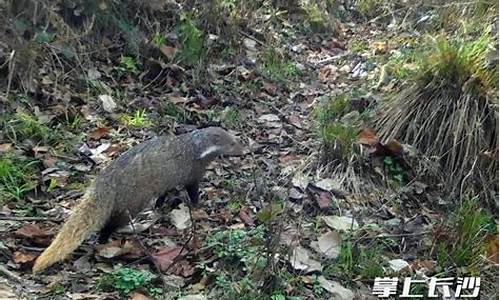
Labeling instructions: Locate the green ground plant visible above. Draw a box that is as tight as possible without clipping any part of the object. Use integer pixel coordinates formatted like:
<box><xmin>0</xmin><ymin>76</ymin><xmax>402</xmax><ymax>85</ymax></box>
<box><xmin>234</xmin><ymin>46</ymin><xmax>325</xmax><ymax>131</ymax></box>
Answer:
<box><xmin>221</xmin><ymin>107</ymin><xmax>244</xmax><ymax>128</ymax></box>
<box><xmin>302</xmin><ymin>2</ymin><xmax>328</xmax><ymax>32</ymax></box>
<box><xmin>436</xmin><ymin>198</ymin><xmax>495</xmax><ymax>273</ymax></box>
<box><xmin>356</xmin><ymin>0</ymin><xmax>384</xmax><ymax>18</ymax></box>
<box><xmin>0</xmin><ymin>153</ymin><xmax>39</xmax><ymax>203</ymax></box>
<box><xmin>261</xmin><ymin>48</ymin><xmax>300</xmax><ymax>82</ymax></box>
<box><xmin>324</xmin><ymin>238</ymin><xmax>385</xmax><ymax>281</ymax></box>
<box><xmin>97</xmin><ymin>267</ymin><xmax>159</xmax><ymax>296</ymax></box>
<box><xmin>162</xmin><ymin>102</ymin><xmax>188</xmax><ymax>123</ymax></box>
<box><xmin>178</xmin><ymin>14</ymin><xmax>204</xmax><ymax>65</ymax></box>
<box><xmin>122</xmin><ymin>109</ymin><xmax>151</xmax><ymax>128</ymax></box>
<box><xmin>7</xmin><ymin>111</ymin><xmax>60</xmax><ymax>144</ymax></box>
<box><xmin>120</xmin><ymin>56</ymin><xmax>140</xmax><ymax>74</ymax></box>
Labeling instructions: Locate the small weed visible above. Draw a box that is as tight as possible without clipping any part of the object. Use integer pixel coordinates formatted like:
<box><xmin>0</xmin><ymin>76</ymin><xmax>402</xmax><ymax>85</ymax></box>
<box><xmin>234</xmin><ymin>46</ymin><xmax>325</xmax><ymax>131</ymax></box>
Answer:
<box><xmin>311</xmin><ymin>275</ymin><xmax>324</xmax><ymax>296</ymax></box>
<box><xmin>386</xmin><ymin>47</ymin><xmax>418</xmax><ymax>80</ymax></box>
<box><xmin>270</xmin><ymin>293</ymin><xmax>286</xmax><ymax>300</ymax></box>
<box><xmin>46</xmin><ymin>178</ymin><xmax>58</xmax><ymax>193</ymax></box>
<box><xmin>261</xmin><ymin>48</ymin><xmax>300</xmax><ymax>82</ymax></box>
<box><xmin>436</xmin><ymin>198</ymin><xmax>495</xmax><ymax>272</ymax></box>
<box><xmin>241</xmin><ymin>80</ymin><xmax>262</xmax><ymax>94</ymax></box>
<box><xmin>178</xmin><ymin>14</ymin><xmax>204</xmax><ymax>65</ymax></box>
<box><xmin>120</xmin><ymin>56</ymin><xmax>140</xmax><ymax>74</ymax></box>
<box><xmin>153</xmin><ymin>33</ymin><xmax>166</xmax><ymax>48</ymax></box>
<box><xmin>122</xmin><ymin>109</ymin><xmax>151</xmax><ymax>128</ymax></box>
<box><xmin>228</xmin><ymin>200</ymin><xmax>242</xmax><ymax>213</ymax></box>
<box><xmin>8</xmin><ymin>111</ymin><xmax>59</xmax><ymax>144</ymax></box>
<box><xmin>206</xmin><ymin>228</ymin><xmax>253</xmax><ymax>264</ymax></box>
<box><xmin>66</xmin><ymin>115</ymin><xmax>84</xmax><ymax>132</ymax></box>
<box><xmin>0</xmin><ymin>154</ymin><xmax>39</xmax><ymax>203</ymax></box>
<box><xmin>356</xmin><ymin>0</ymin><xmax>383</xmax><ymax>17</ymax></box>
<box><xmin>222</xmin><ymin>107</ymin><xmax>244</xmax><ymax>128</ymax></box>
<box><xmin>383</xmin><ymin>156</ymin><xmax>406</xmax><ymax>185</ymax></box>
<box><xmin>313</xmin><ymin>95</ymin><xmax>360</xmax><ymax>161</ymax></box>
<box><xmin>313</xmin><ymin>95</ymin><xmax>349</xmax><ymax>127</ymax></box>
<box><xmin>302</xmin><ymin>2</ymin><xmax>328</xmax><ymax>32</ymax></box>
<box><xmin>97</xmin><ymin>267</ymin><xmax>157</xmax><ymax>296</ymax></box>
<box><xmin>350</xmin><ymin>39</ymin><xmax>369</xmax><ymax>52</ymax></box>
<box><xmin>50</xmin><ymin>284</ymin><xmax>66</xmax><ymax>295</ymax></box>
<box><xmin>320</xmin><ymin>122</ymin><xmax>358</xmax><ymax>158</ymax></box>
<box><xmin>162</xmin><ymin>102</ymin><xmax>187</xmax><ymax>122</ymax></box>
<box><xmin>325</xmin><ymin>239</ymin><xmax>385</xmax><ymax>281</ymax></box>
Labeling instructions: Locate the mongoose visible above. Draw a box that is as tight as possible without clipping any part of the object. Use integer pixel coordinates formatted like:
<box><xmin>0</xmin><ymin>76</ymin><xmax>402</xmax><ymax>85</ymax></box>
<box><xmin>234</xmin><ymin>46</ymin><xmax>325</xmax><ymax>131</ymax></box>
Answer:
<box><xmin>32</xmin><ymin>127</ymin><xmax>244</xmax><ymax>273</ymax></box>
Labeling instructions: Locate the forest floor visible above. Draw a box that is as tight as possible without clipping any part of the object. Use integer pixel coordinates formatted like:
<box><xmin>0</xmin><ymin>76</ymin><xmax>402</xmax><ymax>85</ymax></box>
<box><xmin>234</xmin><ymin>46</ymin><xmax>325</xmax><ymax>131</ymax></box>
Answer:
<box><xmin>0</xmin><ymin>1</ymin><xmax>498</xmax><ymax>300</ymax></box>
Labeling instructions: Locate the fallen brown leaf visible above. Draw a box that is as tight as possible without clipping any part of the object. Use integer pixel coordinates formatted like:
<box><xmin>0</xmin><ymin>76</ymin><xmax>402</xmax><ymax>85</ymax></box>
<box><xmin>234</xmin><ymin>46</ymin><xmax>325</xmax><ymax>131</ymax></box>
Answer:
<box><xmin>152</xmin><ymin>245</ymin><xmax>188</xmax><ymax>272</ymax></box>
<box><xmin>263</xmin><ymin>81</ymin><xmax>277</xmax><ymax>95</ymax></box>
<box><xmin>385</xmin><ymin>139</ymin><xmax>403</xmax><ymax>157</ymax></box>
<box><xmin>131</xmin><ymin>292</ymin><xmax>152</xmax><ymax>300</ymax></box>
<box><xmin>0</xmin><ymin>143</ymin><xmax>12</xmax><ymax>154</ymax></box>
<box><xmin>89</xmin><ymin>126</ymin><xmax>110</xmax><ymax>140</ymax></box>
<box><xmin>314</xmin><ymin>191</ymin><xmax>332</xmax><ymax>210</ymax></box>
<box><xmin>358</xmin><ymin>128</ymin><xmax>379</xmax><ymax>146</ymax></box>
<box><xmin>106</xmin><ymin>144</ymin><xmax>123</xmax><ymax>157</ymax></box>
<box><xmin>95</xmin><ymin>239</ymin><xmax>144</xmax><ymax>259</ymax></box>
<box><xmin>239</xmin><ymin>208</ymin><xmax>255</xmax><ymax>226</ymax></box>
<box><xmin>13</xmin><ymin>250</ymin><xmax>38</xmax><ymax>264</ymax></box>
<box><xmin>160</xmin><ymin>45</ymin><xmax>176</xmax><ymax>60</ymax></box>
<box><xmin>171</xmin><ymin>259</ymin><xmax>195</xmax><ymax>278</ymax></box>
<box><xmin>195</xmin><ymin>93</ymin><xmax>218</xmax><ymax>109</ymax></box>
<box><xmin>15</xmin><ymin>224</ymin><xmax>52</xmax><ymax>239</ymax></box>
<box><xmin>486</xmin><ymin>234</ymin><xmax>499</xmax><ymax>264</ymax></box>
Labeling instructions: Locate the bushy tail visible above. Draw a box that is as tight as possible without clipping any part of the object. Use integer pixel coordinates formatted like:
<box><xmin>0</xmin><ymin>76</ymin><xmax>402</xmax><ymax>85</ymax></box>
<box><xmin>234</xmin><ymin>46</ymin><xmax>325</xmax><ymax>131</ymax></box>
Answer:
<box><xmin>32</xmin><ymin>189</ymin><xmax>112</xmax><ymax>273</ymax></box>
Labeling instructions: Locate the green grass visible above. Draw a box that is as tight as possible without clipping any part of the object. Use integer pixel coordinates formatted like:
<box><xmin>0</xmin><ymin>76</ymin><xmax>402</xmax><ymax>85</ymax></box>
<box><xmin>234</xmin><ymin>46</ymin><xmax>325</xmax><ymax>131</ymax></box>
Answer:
<box><xmin>386</xmin><ymin>47</ymin><xmax>418</xmax><ymax>80</ymax></box>
<box><xmin>350</xmin><ymin>39</ymin><xmax>369</xmax><ymax>52</ymax></box>
<box><xmin>0</xmin><ymin>154</ymin><xmax>39</xmax><ymax>203</ymax></box>
<box><xmin>417</xmin><ymin>34</ymin><xmax>497</xmax><ymax>93</ymax></box>
<box><xmin>204</xmin><ymin>226</ymin><xmax>284</xmax><ymax>299</ymax></box>
<box><xmin>313</xmin><ymin>95</ymin><xmax>348</xmax><ymax>127</ymax></box>
<box><xmin>121</xmin><ymin>109</ymin><xmax>151</xmax><ymax>128</ymax></box>
<box><xmin>320</xmin><ymin>122</ymin><xmax>358</xmax><ymax>158</ymax></box>
<box><xmin>7</xmin><ymin>111</ymin><xmax>60</xmax><ymax>144</ymax></box>
<box><xmin>120</xmin><ymin>56</ymin><xmax>140</xmax><ymax>74</ymax></box>
<box><xmin>437</xmin><ymin>198</ymin><xmax>495</xmax><ymax>273</ymax></box>
<box><xmin>162</xmin><ymin>102</ymin><xmax>187</xmax><ymax>123</ymax></box>
<box><xmin>221</xmin><ymin>107</ymin><xmax>245</xmax><ymax>128</ymax></box>
<box><xmin>356</xmin><ymin>0</ymin><xmax>383</xmax><ymax>17</ymax></box>
<box><xmin>324</xmin><ymin>239</ymin><xmax>385</xmax><ymax>281</ymax></box>
<box><xmin>302</xmin><ymin>2</ymin><xmax>328</xmax><ymax>32</ymax></box>
<box><xmin>153</xmin><ymin>33</ymin><xmax>166</xmax><ymax>48</ymax></box>
<box><xmin>261</xmin><ymin>48</ymin><xmax>300</xmax><ymax>82</ymax></box>
<box><xmin>313</xmin><ymin>95</ymin><xmax>360</xmax><ymax>161</ymax></box>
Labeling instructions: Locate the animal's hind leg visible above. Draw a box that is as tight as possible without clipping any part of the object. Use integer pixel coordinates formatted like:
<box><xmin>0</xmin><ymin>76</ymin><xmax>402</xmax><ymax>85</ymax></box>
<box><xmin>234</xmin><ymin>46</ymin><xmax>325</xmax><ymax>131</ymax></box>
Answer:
<box><xmin>185</xmin><ymin>181</ymin><xmax>200</xmax><ymax>206</ymax></box>
<box><xmin>98</xmin><ymin>221</ymin><xmax>119</xmax><ymax>243</ymax></box>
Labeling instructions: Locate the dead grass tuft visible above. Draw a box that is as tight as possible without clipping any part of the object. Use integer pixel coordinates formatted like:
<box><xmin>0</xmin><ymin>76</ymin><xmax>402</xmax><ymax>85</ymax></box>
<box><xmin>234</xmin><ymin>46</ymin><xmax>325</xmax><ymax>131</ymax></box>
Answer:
<box><xmin>375</xmin><ymin>35</ymin><xmax>498</xmax><ymax>208</ymax></box>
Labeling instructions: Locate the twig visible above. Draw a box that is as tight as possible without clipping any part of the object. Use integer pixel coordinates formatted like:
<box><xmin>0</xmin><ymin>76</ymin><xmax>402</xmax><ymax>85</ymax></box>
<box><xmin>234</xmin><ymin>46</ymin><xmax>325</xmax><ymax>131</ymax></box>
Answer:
<box><xmin>357</xmin><ymin>231</ymin><xmax>430</xmax><ymax>241</ymax></box>
<box><xmin>156</xmin><ymin>203</ymin><xmax>196</xmax><ymax>275</ymax></box>
<box><xmin>5</xmin><ymin>50</ymin><xmax>15</xmax><ymax>100</ymax></box>
<box><xmin>238</xmin><ymin>29</ymin><xmax>265</xmax><ymax>46</ymax></box>
<box><xmin>0</xmin><ymin>216</ymin><xmax>58</xmax><ymax>222</ymax></box>
<box><xmin>0</xmin><ymin>264</ymin><xmax>22</xmax><ymax>283</ymax></box>
<box><xmin>125</xmin><ymin>210</ymin><xmax>168</xmax><ymax>291</ymax></box>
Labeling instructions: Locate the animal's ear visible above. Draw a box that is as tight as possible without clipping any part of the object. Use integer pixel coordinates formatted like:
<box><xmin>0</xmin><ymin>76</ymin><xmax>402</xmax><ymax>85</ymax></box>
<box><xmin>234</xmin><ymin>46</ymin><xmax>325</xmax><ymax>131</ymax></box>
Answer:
<box><xmin>198</xmin><ymin>145</ymin><xmax>222</xmax><ymax>159</ymax></box>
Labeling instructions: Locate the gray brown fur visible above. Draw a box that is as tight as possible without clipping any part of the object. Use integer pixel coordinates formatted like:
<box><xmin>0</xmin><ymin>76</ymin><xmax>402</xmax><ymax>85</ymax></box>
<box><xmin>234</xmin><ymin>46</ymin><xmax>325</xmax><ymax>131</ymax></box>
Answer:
<box><xmin>32</xmin><ymin>127</ymin><xmax>243</xmax><ymax>273</ymax></box>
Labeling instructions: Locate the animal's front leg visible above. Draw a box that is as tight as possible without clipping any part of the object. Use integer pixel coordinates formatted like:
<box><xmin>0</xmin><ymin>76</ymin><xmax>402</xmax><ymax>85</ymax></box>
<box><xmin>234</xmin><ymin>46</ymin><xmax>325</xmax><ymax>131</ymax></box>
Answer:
<box><xmin>185</xmin><ymin>181</ymin><xmax>200</xmax><ymax>206</ymax></box>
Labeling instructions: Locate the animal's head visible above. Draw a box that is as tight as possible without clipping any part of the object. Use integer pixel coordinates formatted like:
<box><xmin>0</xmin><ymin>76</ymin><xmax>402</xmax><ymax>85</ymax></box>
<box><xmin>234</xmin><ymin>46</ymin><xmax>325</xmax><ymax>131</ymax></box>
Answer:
<box><xmin>196</xmin><ymin>127</ymin><xmax>245</xmax><ymax>160</ymax></box>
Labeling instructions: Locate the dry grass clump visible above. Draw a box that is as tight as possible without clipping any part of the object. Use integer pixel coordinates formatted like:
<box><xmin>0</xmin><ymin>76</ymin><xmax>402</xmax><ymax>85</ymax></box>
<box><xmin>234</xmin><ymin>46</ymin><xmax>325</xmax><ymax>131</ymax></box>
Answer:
<box><xmin>375</xmin><ymin>35</ymin><xmax>498</xmax><ymax>208</ymax></box>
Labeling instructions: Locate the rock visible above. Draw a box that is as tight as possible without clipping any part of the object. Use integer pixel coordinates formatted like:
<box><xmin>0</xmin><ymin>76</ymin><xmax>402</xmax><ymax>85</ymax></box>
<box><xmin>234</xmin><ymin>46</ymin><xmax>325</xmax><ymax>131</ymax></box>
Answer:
<box><xmin>98</xmin><ymin>95</ymin><xmax>117</xmax><ymax>113</ymax></box>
